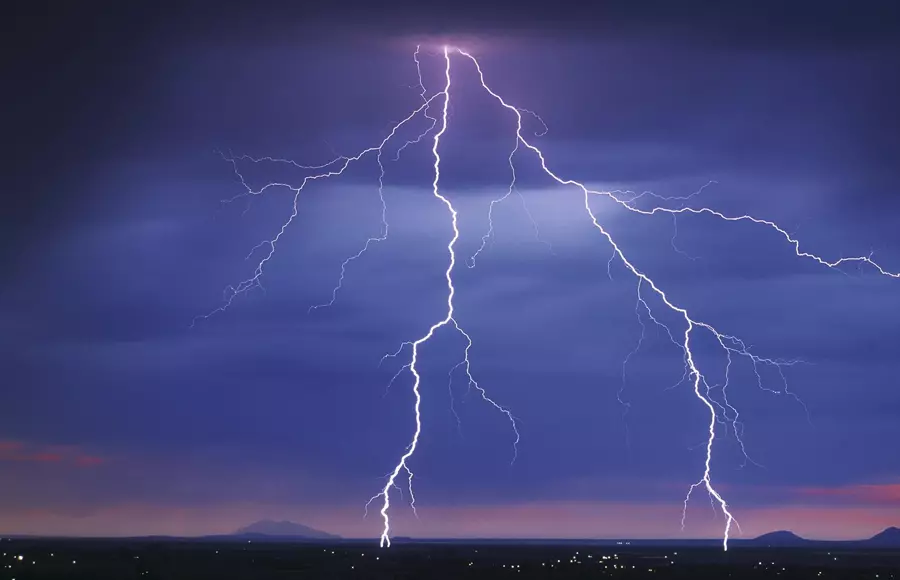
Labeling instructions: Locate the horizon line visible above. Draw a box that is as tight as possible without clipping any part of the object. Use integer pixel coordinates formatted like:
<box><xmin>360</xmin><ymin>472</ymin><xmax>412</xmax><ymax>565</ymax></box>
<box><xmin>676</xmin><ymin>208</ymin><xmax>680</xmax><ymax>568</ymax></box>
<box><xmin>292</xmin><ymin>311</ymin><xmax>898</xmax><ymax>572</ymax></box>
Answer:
<box><xmin>2</xmin><ymin>529</ymin><xmax>895</xmax><ymax>543</ymax></box>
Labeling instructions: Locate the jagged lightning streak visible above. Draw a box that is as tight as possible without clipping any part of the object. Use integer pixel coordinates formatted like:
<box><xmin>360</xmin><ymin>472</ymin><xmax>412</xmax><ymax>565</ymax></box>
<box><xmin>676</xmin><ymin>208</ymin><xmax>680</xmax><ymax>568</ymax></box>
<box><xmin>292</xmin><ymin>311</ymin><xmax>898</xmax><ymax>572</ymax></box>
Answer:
<box><xmin>203</xmin><ymin>50</ymin><xmax>516</xmax><ymax>546</ymax></box>
<box><xmin>468</xmin><ymin>133</ymin><xmax>520</xmax><ymax>267</ymax></box>
<box><xmin>455</xmin><ymin>48</ymin><xmax>898</xmax><ymax>550</ymax></box>
<box><xmin>313</xmin><ymin>46</ymin><xmax>446</xmax><ymax>312</ymax></box>
<box><xmin>458</xmin><ymin>49</ymin><xmax>739</xmax><ymax>547</ymax></box>
<box><xmin>192</xmin><ymin>91</ymin><xmax>445</xmax><ymax>326</ymax></box>
<box><xmin>368</xmin><ymin>46</ymin><xmax>518</xmax><ymax>548</ymax></box>
<box><xmin>364</xmin><ymin>50</ymin><xmax>452</xmax><ymax>545</ymax></box>
<box><xmin>394</xmin><ymin>45</ymin><xmax>438</xmax><ymax>163</ymax></box>
<box><xmin>467</xmin><ymin>108</ymin><xmax>552</xmax><ymax>268</ymax></box>
<box><xmin>202</xmin><ymin>44</ymin><xmax>899</xmax><ymax>552</ymax></box>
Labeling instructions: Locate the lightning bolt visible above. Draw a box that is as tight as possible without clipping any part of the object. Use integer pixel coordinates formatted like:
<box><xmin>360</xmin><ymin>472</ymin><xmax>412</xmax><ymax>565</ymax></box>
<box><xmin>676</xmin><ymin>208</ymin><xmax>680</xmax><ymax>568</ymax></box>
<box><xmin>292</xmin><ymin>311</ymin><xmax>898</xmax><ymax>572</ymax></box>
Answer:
<box><xmin>456</xmin><ymin>47</ymin><xmax>898</xmax><ymax>550</ymax></box>
<box><xmin>200</xmin><ymin>45</ymin><xmax>899</xmax><ymax>551</ymax></box>
<box><xmin>365</xmin><ymin>46</ymin><xmax>518</xmax><ymax>548</ymax></box>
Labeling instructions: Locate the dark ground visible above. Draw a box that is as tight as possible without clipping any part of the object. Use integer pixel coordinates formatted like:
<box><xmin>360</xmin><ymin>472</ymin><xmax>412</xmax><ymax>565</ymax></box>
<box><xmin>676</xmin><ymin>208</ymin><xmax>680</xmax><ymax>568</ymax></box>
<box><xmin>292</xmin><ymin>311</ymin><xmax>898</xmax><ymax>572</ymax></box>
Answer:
<box><xmin>1</xmin><ymin>539</ymin><xmax>899</xmax><ymax>579</ymax></box>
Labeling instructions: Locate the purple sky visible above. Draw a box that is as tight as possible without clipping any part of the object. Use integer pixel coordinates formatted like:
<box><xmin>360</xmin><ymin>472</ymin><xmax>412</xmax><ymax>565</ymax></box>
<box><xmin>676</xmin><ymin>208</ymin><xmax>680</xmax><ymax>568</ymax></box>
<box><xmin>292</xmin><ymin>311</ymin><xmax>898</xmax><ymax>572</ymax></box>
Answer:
<box><xmin>3</xmin><ymin>0</ymin><xmax>900</xmax><ymax>540</ymax></box>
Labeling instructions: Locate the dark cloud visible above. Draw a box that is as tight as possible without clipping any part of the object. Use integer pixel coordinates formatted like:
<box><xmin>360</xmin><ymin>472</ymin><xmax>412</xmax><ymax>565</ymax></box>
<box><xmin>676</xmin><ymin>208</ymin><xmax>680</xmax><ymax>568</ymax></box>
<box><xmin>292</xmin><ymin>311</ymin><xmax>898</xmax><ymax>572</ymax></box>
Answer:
<box><xmin>107</xmin><ymin>0</ymin><xmax>900</xmax><ymax>49</ymax></box>
<box><xmin>2</xmin><ymin>0</ymin><xmax>899</xmax><ymax>537</ymax></box>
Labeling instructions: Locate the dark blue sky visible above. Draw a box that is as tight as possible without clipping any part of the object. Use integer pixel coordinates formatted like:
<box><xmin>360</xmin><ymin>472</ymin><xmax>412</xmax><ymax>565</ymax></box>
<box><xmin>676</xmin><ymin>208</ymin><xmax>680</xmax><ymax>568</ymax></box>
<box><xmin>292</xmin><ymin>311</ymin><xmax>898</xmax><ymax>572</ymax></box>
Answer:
<box><xmin>2</xmin><ymin>0</ymin><xmax>900</xmax><ymax>539</ymax></box>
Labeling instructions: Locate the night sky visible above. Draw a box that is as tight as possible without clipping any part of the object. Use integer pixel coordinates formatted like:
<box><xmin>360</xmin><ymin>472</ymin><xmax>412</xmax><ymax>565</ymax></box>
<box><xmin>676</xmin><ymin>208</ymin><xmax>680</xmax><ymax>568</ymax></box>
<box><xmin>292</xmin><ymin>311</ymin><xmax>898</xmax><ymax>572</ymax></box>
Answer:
<box><xmin>3</xmin><ymin>1</ymin><xmax>900</xmax><ymax>540</ymax></box>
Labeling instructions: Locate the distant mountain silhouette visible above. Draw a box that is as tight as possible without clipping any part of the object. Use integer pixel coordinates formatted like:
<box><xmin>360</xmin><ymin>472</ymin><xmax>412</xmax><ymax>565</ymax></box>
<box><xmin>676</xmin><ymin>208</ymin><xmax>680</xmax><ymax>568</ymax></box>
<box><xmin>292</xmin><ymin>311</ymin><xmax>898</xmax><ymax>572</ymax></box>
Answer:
<box><xmin>749</xmin><ymin>530</ymin><xmax>809</xmax><ymax>546</ymax></box>
<box><xmin>233</xmin><ymin>520</ymin><xmax>340</xmax><ymax>540</ymax></box>
<box><xmin>741</xmin><ymin>527</ymin><xmax>900</xmax><ymax>548</ymax></box>
<box><xmin>864</xmin><ymin>526</ymin><xmax>900</xmax><ymax>547</ymax></box>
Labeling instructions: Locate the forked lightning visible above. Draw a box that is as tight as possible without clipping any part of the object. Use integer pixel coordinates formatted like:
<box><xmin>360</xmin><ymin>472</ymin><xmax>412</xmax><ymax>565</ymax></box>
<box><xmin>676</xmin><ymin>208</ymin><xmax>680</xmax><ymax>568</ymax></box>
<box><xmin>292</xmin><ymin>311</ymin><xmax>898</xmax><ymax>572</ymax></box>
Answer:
<box><xmin>200</xmin><ymin>45</ymin><xmax>899</xmax><ymax>550</ymax></box>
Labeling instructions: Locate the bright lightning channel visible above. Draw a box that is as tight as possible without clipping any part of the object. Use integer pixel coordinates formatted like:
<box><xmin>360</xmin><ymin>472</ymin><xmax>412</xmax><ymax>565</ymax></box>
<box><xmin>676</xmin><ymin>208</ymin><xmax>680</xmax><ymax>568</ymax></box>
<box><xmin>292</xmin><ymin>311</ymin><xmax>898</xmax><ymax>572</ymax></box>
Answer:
<box><xmin>364</xmin><ymin>46</ymin><xmax>519</xmax><ymax>548</ymax></box>
<box><xmin>200</xmin><ymin>45</ymin><xmax>900</xmax><ymax>551</ymax></box>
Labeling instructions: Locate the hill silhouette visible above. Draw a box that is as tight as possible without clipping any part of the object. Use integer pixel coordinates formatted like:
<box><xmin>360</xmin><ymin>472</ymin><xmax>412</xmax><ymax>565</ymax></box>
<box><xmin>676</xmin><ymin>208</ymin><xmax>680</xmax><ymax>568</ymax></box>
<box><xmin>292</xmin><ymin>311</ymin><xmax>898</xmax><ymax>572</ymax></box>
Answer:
<box><xmin>233</xmin><ymin>520</ymin><xmax>340</xmax><ymax>540</ymax></box>
<box><xmin>743</xmin><ymin>527</ymin><xmax>900</xmax><ymax>548</ymax></box>
<box><xmin>750</xmin><ymin>530</ymin><xmax>809</xmax><ymax>546</ymax></box>
<box><xmin>865</xmin><ymin>526</ymin><xmax>900</xmax><ymax>547</ymax></box>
